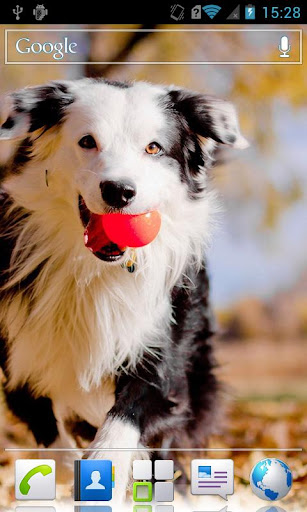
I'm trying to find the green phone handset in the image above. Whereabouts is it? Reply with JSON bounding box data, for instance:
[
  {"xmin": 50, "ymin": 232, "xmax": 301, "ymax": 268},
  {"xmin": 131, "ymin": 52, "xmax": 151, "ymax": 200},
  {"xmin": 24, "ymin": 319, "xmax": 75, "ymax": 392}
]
[{"xmin": 19, "ymin": 464, "xmax": 52, "ymax": 495}]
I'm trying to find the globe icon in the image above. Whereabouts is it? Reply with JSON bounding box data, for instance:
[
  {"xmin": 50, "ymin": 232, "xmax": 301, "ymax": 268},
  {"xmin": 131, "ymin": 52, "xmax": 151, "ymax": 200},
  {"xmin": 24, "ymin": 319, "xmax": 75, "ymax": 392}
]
[{"xmin": 250, "ymin": 458, "xmax": 292, "ymax": 501}]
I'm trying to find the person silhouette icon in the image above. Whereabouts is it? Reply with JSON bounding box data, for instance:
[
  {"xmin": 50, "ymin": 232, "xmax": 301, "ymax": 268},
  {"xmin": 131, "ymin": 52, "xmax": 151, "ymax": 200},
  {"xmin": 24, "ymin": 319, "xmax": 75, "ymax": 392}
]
[{"xmin": 85, "ymin": 470, "xmax": 106, "ymax": 490}]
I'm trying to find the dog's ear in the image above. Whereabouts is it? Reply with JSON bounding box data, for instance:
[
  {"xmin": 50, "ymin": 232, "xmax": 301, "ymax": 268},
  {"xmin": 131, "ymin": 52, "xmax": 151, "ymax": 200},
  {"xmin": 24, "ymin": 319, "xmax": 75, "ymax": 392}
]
[
  {"xmin": 0, "ymin": 95, "xmax": 30, "ymax": 142},
  {"xmin": 0, "ymin": 81, "xmax": 74, "ymax": 166},
  {"xmin": 167, "ymin": 88, "xmax": 249, "ymax": 149},
  {"xmin": 0, "ymin": 94, "xmax": 30, "ymax": 167},
  {"xmin": 0, "ymin": 81, "xmax": 74, "ymax": 139}
]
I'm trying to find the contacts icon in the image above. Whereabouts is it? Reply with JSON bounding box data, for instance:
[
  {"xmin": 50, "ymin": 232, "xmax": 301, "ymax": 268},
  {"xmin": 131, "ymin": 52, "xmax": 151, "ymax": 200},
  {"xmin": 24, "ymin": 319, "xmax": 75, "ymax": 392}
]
[
  {"xmin": 86, "ymin": 470, "xmax": 106, "ymax": 490},
  {"xmin": 74, "ymin": 460, "xmax": 115, "ymax": 501}
]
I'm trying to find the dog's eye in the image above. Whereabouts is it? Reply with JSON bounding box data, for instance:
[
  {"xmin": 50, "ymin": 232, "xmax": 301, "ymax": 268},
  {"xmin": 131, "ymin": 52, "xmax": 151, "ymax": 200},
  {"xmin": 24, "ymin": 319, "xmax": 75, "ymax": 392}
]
[
  {"xmin": 78, "ymin": 135, "xmax": 97, "ymax": 150},
  {"xmin": 145, "ymin": 142, "xmax": 163, "ymax": 156}
]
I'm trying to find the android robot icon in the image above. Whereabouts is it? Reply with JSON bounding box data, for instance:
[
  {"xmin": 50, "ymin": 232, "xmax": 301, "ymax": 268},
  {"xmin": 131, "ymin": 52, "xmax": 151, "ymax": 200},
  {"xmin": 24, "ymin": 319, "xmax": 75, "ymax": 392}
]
[{"xmin": 33, "ymin": 4, "xmax": 48, "ymax": 20}]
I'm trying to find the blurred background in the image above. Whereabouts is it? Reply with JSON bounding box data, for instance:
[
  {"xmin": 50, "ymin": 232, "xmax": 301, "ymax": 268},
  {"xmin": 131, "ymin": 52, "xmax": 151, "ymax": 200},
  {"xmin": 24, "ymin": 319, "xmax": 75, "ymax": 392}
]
[{"xmin": 0, "ymin": 24, "xmax": 306, "ymax": 510}]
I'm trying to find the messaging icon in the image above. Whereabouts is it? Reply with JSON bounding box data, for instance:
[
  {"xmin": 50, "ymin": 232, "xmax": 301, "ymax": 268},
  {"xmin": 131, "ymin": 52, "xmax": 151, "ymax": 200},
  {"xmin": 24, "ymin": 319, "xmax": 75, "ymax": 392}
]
[{"xmin": 191, "ymin": 459, "xmax": 234, "ymax": 500}]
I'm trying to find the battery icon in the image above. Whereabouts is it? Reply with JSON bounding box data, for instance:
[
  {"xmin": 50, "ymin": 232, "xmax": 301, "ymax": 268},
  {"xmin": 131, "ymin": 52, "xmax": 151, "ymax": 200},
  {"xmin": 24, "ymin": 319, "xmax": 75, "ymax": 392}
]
[{"xmin": 245, "ymin": 4, "xmax": 256, "ymax": 19}]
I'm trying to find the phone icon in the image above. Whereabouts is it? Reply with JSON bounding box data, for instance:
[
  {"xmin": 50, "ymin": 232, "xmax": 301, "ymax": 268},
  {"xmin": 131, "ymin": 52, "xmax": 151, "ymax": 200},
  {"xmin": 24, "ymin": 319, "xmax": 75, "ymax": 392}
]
[
  {"xmin": 19, "ymin": 464, "xmax": 52, "ymax": 495},
  {"xmin": 15, "ymin": 460, "xmax": 56, "ymax": 500}
]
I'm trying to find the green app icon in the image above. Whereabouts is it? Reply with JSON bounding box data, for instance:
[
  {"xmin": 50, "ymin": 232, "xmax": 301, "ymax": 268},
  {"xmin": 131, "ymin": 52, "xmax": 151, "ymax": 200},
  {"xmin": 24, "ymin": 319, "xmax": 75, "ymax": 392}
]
[
  {"xmin": 19, "ymin": 464, "xmax": 53, "ymax": 495},
  {"xmin": 15, "ymin": 459, "xmax": 56, "ymax": 500}
]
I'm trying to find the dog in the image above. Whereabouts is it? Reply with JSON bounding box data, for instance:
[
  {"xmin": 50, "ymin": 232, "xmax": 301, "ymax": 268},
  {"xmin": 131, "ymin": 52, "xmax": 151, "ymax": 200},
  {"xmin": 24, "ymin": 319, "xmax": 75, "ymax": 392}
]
[{"xmin": 0, "ymin": 79, "xmax": 248, "ymax": 500}]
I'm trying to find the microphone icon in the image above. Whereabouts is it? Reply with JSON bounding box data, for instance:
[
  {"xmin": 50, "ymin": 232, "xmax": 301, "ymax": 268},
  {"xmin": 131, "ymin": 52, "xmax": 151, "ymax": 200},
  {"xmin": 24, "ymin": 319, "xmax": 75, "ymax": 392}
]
[{"xmin": 279, "ymin": 36, "xmax": 291, "ymax": 58}]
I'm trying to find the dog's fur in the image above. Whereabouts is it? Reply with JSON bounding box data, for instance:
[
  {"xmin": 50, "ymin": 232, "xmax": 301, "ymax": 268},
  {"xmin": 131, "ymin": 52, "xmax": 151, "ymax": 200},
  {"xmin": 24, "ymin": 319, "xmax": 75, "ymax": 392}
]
[{"xmin": 0, "ymin": 79, "xmax": 247, "ymax": 499}]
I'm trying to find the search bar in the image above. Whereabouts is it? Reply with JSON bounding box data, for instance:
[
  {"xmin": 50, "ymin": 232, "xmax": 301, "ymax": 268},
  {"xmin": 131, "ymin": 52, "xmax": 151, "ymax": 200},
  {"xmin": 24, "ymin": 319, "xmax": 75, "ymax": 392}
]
[{"xmin": 5, "ymin": 28, "xmax": 303, "ymax": 65}]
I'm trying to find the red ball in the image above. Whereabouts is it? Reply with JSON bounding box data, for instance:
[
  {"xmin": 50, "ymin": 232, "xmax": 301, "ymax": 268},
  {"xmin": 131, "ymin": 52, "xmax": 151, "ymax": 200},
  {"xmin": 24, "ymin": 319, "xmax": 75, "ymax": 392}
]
[
  {"xmin": 102, "ymin": 211, "xmax": 161, "ymax": 248},
  {"xmin": 84, "ymin": 214, "xmax": 111, "ymax": 252}
]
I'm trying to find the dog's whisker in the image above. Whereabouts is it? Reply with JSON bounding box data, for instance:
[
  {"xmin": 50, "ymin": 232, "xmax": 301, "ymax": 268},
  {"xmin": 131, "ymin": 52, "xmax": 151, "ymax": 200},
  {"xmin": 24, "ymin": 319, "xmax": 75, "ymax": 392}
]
[{"xmin": 81, "ymin": 168, "xmax": 98, "ymax": 176}]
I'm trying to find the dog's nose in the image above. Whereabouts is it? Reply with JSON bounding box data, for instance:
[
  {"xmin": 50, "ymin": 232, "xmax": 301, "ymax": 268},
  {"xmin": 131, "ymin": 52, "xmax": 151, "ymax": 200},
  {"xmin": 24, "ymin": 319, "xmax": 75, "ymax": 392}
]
[{"xmin": 100, "ymin": 179, "xmax": 137, "ymax": 208}]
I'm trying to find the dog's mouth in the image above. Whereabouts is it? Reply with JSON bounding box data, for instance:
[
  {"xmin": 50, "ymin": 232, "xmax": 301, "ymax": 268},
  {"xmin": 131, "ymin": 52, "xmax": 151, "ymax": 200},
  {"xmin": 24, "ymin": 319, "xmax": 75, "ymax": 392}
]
[{"xmin": 78, "ymin": 196, "xmax": 126, "ymax": 262}]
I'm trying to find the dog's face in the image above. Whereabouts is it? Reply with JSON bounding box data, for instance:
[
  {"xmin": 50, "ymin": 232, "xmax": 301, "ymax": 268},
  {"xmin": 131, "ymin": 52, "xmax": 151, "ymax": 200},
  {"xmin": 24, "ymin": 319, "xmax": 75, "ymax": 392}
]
[{"xmin": 0, "ymin": 79, "xmax": 247, "ymax": 263}]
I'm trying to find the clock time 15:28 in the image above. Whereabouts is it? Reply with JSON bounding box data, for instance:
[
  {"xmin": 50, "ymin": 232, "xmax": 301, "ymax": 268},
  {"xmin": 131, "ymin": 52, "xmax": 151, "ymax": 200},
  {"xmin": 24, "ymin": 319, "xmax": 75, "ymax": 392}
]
[{"xmin": 263, "ymin": 6, "xmax": 301, "ymax": 18}]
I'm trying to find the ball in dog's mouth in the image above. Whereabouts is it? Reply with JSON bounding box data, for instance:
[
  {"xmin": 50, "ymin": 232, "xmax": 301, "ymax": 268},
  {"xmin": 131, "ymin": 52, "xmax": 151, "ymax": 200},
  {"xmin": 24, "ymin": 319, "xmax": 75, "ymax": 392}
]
[
  {"xmin": 78, "ymin": 196, "xmax": 162, "ymax": 263},
  {"xmin": 78, "ymin": 196, "xmax": 126, "ymax": 262}
]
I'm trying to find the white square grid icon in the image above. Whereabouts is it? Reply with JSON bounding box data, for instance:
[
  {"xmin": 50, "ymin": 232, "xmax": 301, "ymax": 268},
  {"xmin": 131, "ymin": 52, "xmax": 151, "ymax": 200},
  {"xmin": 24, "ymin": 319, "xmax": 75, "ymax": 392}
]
[
  {"xmin": 155, "ymin": 506, "xmax": 174, "ymax": 512},
  {"xmin": 133, "ymin": 460, "xmax": 153, "ymax": 480},
  {"xmin": 154, "ymin": 460, "xmax": 174, "ymax": 480},
  {"xmin": 154, "ymin": 482, "xmax": 174, "ymax": 502}
]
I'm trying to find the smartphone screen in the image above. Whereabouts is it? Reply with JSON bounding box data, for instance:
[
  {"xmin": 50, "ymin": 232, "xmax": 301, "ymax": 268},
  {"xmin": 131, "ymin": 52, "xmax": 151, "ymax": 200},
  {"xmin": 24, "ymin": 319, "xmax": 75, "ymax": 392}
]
[{"xmin": 0, "ymin": 2, "xmax": 306, "ymax": 512}]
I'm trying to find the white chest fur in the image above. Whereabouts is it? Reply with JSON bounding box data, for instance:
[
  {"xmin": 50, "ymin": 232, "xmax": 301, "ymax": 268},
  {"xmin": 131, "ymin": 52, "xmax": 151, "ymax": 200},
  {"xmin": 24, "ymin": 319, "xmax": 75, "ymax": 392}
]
[
  {"xmin": 2, "ymin": 186, "xmax": 213, "ymax": 426},
  {"xmin": 4, "ymin": 246, "xmax": 171, "ymax": 424}
]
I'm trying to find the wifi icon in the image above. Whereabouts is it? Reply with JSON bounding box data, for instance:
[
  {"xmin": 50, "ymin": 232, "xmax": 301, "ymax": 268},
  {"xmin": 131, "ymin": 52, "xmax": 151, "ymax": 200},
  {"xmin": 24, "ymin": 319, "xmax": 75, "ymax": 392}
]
[{"xmin": 202, "ymin": 4, "xmax": 222, "ymax": 19}]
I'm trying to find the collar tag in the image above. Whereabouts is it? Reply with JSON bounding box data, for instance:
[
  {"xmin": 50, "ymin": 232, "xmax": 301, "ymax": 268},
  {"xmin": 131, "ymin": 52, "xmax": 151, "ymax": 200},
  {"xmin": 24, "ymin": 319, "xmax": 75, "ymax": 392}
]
[{"xmin": 121, "ymin": 249, "xmax": 137, "ymax": 273}]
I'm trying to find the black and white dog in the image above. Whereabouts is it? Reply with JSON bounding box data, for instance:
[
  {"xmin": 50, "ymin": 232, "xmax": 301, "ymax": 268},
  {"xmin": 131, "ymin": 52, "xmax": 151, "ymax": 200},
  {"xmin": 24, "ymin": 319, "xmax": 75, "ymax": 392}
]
[{"xmin": 0, "ymin": 79, "xmax": 247, "ymax": 499}]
